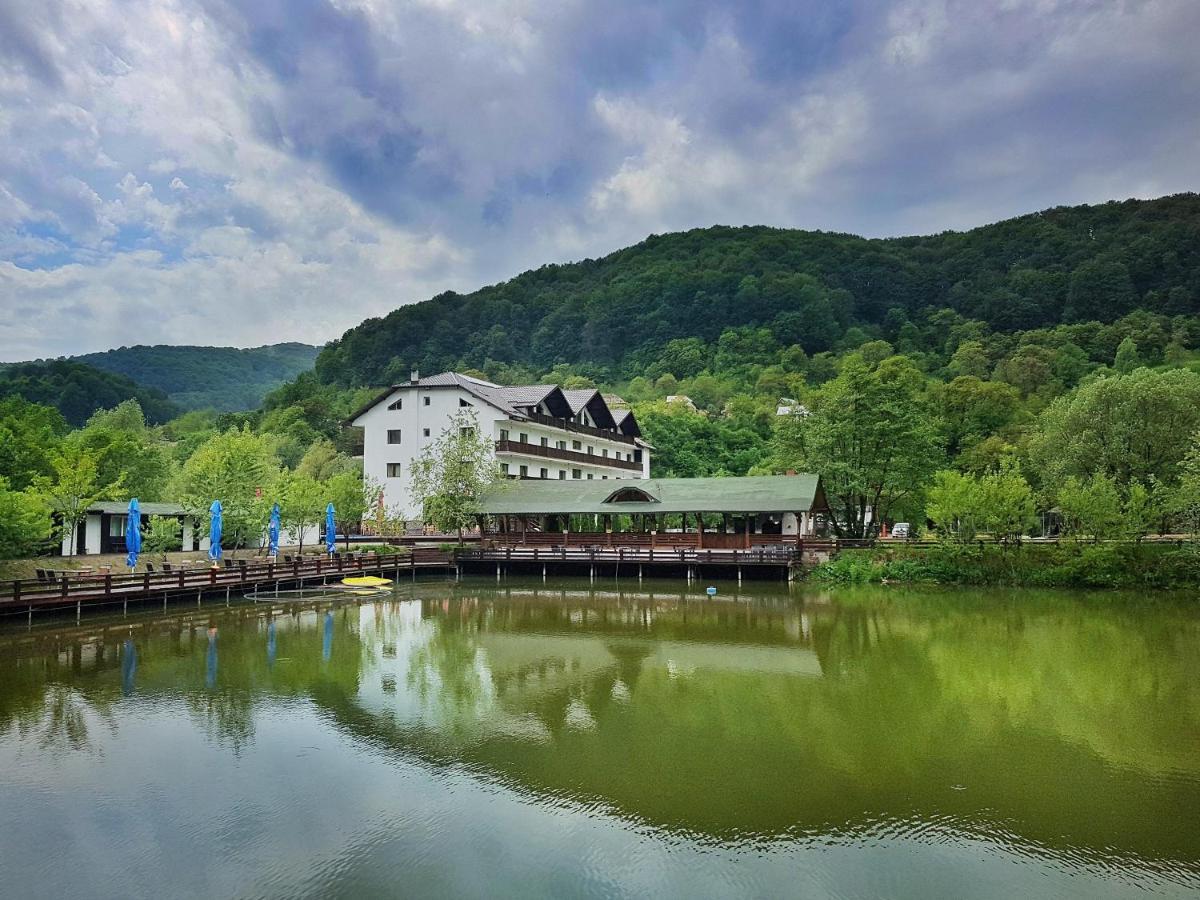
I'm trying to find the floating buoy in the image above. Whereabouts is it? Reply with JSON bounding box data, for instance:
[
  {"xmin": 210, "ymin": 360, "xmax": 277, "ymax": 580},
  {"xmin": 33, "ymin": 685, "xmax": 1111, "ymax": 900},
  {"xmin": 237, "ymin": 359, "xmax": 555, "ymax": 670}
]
[{"xmin": 706, "ymin": 586, "xmax": 717, "ymax": 597}]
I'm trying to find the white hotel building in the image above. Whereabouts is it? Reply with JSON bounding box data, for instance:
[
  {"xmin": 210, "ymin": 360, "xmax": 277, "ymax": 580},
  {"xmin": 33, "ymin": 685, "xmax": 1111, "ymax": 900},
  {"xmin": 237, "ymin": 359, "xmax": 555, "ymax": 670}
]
[{"xmin": 349, "ymin": 371, "xmax": 652, "ymax": 520}]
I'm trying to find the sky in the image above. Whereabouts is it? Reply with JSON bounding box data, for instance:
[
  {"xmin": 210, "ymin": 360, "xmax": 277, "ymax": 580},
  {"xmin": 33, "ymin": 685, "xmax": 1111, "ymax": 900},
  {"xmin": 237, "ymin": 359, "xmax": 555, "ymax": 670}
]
[{"xmin": 1, "ymin": 0, "xmax": 1198, "ymax": 361}]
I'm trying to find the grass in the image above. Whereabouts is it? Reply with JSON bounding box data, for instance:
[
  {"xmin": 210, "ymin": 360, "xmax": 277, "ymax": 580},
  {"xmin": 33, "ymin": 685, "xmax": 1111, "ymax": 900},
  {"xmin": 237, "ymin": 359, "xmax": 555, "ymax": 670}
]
[{"xmin": 811, "ymin": 541, "xmax": 1200, "ymax": 589}]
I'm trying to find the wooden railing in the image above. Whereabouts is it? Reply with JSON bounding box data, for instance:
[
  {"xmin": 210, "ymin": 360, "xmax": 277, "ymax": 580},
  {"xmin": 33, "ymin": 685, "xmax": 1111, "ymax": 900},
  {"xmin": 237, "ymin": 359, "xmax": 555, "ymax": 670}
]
[
  {"xmin": 495, "ymin": 440, "xmax": 641, "ymax": 471},
  {"xmin": 521, "ymin": 412, "xmax": 637, "ymax": 446},
  {"xmin": 459, "ymin": 546, "xmax": 800, "ymax": 565},
  {"xmin": 0, "ymin": 549, "xmax": 455, "ymax": 612},
  {"xmin": 487, "ymin": 531, "xmax": 820, "ymax": 550}
]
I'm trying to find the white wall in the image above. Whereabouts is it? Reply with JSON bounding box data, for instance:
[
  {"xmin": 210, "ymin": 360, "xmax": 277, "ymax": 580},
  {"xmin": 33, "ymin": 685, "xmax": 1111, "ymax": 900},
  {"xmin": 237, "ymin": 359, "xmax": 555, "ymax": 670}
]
[{"xmin": 356, "ymin": 384, "xmax": 650, "ymax": 520}]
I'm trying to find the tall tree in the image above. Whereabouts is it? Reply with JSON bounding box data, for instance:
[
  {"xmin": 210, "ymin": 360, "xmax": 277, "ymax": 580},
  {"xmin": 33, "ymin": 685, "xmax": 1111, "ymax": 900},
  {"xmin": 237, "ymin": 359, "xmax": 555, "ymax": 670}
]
[
  {"xmin": 410, "ymin": 410, "xmax": 503, "ymax": 543},
  {"xmin": 35, "ymin": 446, "xmax": 121, "ymax": 556},
  {"xmin": 0, "ymin": 477, "xmax": 52, "ymax": 560},
  {"xmin": 774, "ymin": 353, "xmax": 943, "ymax": 537},
  {"xmin": 174, "ymin": 427, "xmax": 280, "ymax": 553},
  {"xmin": 279, "ymin": 472, "xmax": 325, "ymax": 554}
]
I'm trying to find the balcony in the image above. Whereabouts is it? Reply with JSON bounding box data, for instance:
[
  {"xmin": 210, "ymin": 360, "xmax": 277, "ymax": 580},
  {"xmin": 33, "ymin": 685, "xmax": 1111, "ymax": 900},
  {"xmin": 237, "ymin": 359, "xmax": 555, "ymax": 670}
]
[
  {"xmin": 520, "ymin": 411, "xmax": 636, "ymax": 445},
  {"xmin": 495, "ymin": 439, "xmax": 642, "ymax": 472}
]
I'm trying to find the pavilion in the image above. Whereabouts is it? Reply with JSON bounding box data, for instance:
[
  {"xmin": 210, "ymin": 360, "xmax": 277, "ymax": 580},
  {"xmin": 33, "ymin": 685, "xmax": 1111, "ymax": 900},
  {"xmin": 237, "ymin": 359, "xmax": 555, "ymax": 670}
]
[{"xmin": 477, "ymin": 474, "xmax": 829, "ymax": 549}]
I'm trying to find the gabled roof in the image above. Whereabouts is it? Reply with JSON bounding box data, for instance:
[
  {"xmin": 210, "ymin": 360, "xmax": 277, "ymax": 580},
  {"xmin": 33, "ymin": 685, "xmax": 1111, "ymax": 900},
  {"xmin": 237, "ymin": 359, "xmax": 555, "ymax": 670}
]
[
  {"xmin": 348, "ymin": 371, "xmax": 628, "ymax": 429},
  {"xmin": 479, "ymin": 475, "xmax": 827, "ymax": 515}
]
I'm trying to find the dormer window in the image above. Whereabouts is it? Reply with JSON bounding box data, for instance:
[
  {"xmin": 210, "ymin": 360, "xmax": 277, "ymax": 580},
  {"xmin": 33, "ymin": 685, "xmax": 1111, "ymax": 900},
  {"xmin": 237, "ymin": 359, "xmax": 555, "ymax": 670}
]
[
  {"xmin": 459, "ymin": 398, "xmax": 473, "ymax": 407},
  {"xmin": 387, "ymin": 398, "xmax": 402, "ymax": 410}
]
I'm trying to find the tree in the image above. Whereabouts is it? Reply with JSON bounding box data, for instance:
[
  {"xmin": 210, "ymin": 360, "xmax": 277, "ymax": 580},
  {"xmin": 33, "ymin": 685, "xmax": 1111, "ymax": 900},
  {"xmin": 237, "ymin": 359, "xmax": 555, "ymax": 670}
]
[
  {"xmin": 0, "ymin": 397, "xmax": 67, "ymax": 491},
  {"xmin": 143, "ymin": 516, "xmax": 182, "ymax": 560},
  {"xmin": 72, "ymin": 400, "xmax": 171, "ymax": 500},
  {"xmin": 1057, "ymin": 475, "xmax": 1123, "ymax": 542},
  {"xmin": 174, "ymin": 427, "xmax": 280, "ymax": 553},
  {"xmin": 0, "ymin": 477, "xmax": 52, "ymax": 560},
  {"xmin": 926, "ymin": 470, "xmax": 981, "ymax": 542},
  {"xmin": 410, "ymin": 410, "xmax": 503, "ymax": 543},
  {"xmin": 774, "ymin": 353, "xmax": 943, "ymax": 538},
  {"xmin": 980, "ymin": 462, "xmax": 1037, "ymax": 544},
  {"xmin": 325, "ymin": 471, "xmax": 379, "ymax": 551},
  {"xmin": 1113, "ymin": 337, "xmax": 1141, "ymax": 374},
  {"xmin": 34, "ymin": 446, "xmax": 121, "ymax": 556},
  {"xmin": 1170, "ymin": 434, "xmax": 1200, "ymax": 542},
  {"xmin": 1123, "ymin": 480, "xmax": 1160, "ymax": 543},
  {"xmin": 279, "ymin": 473, "xmax": 325, "ymax": 554},
  {"xmin": 1027, "ymin": 369, "xmax": 1200, "ymax": 492}
]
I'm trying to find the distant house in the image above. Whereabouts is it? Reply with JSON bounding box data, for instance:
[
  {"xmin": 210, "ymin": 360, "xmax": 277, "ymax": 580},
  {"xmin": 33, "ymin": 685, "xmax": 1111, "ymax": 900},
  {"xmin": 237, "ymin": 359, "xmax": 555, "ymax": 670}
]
[
  {"xmin": 59, "ymin": 501, "xmax": 320, "ymax": 557},
  {"xmin": 348, "ymin": 371, "xmax": 652, "ymax": 520},
  {"xmin": 61, "ymin": 502, "xmax": 194, "ymax": 556},
  {"xmin": 776, "ymin": 398, "xmax": 809, "ymax": 417},
  {"xmin": 665, "ymin": 395, "xmax": 698, "ymax": 412}
]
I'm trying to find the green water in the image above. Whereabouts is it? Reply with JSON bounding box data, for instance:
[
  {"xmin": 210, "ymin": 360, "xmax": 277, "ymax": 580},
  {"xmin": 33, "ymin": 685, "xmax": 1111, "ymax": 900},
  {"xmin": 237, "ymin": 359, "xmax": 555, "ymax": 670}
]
[{"xmin": 0, "ymin": 579, "xmax": 1197, "ymax": 898}]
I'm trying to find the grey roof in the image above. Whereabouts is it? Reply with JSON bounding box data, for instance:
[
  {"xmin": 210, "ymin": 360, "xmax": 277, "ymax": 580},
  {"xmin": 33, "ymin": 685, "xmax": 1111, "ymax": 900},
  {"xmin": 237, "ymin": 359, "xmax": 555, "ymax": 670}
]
[
  {"xmin": 479, "ymin": 474, "xmax": 826, "ymax": 515},
  {"xmin": 89, "ymin": 501, "xmax": 187, "ymax": 516},
  {"xmin": 348, "ymin": 371, "xmax": 631, "ymax": 430},
  {"xmin": 561, "ymin": 388, "xmax": 600, "ymax": 413}
]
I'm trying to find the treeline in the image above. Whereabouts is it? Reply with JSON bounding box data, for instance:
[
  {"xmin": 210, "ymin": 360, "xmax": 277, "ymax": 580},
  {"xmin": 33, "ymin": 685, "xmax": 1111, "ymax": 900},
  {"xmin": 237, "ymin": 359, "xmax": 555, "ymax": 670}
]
[
  {"xmin": 0, "ymin": 397, "xmax": 376, "ymax": 563},
  {"xmin": 0, "ymin": 359, "xmax": 180, "ymax": 426},
  {"xmin": 312, "ymin": 194, "xmax": 1200, "ymax": 387},
  {"xmin": 76, "ymin": 342, "xmax": 320, "ymax": 412}
]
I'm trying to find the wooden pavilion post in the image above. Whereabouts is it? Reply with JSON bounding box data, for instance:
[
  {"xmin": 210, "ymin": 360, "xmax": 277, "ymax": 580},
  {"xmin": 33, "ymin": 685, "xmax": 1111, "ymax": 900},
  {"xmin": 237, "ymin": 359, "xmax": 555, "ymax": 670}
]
[
  {"xmin": 696, "ymin": 512, "xmax": 704, "ymax": 549},
  {"xmin": 521, "ymin": 515, "xmax": 527, "ymax": 545},
  {"xmin": 743, "ymin": 514, "xmax": 751, "ymax": 550}
]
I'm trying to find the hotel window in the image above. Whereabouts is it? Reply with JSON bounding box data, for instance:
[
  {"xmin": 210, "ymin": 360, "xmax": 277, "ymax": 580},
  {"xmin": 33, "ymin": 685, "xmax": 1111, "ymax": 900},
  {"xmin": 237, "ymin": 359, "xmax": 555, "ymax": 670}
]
[
  {"xmin": 586, "ymin": 473, "xmax": 594, "ymax": 479},
  {"xmin": 539, "ymin": 468, "xmax": 548, "ymax": 479},
  {"xmin": 572, "ymin": 440, "xmax": 581, "ymax": 450},
  {"xmin": 459, "ymin": 398, "xmax": 472, "ymax": 407},
  {"xmin": 387, "ymin": 398, "xmax": 402, "ymax": 410},
  {"xmin": 423, "ymin": 428, "xmax": 430, "ymax": 437},
  {"xmin": 519, "ymin": 432, "xmax": 528, "ymax": 443},
  {"xmin": 387, "ymin": 429, "xmax": 402, "ymax": 444},
  {"xmin": 556, "ymin": 440, "xmax": 566, "ymax": 450},
  {"xmin": 501, "ymin": 463, "xmax": 510, "ymax": 475},
  {"xmin": 572, "ymin": 469, "xmax": 582, "ymax": 479},
  {"xmin": 540, "ymin": 436, "xmax": 548, "ymax": 447},
  {"xmin": 519, "ymin": 465, "xmax": 528, "ymax": 477},
  {"xmin": 109, "ymin": 515, "xmax": 127, "ymax": 538},
  {"xmin": 460, "ymin": 427, "xmax": 475, "ymax": 437},
  {"xmin": 386, "ymin": 463, "xmax": 402, "ymax": 478},
  {"xmin": 423, "ymin": 396, "xmax": 430, "ymax": 406},
  {"xmin": 601, "ymin": 448, "xmax": 608, "ymax": 457},
  {"xmin": 626, "ymin": 453, "xmax": 632, "ymax": 461},
  {"xmin": 559, "ymin": 470, "xmax": 567, "ymax": 479},
  {"xmin": 500, "ymin": 428, "xmax": 509, "ymax": 441},
  {"xmin": 587, "ymin": 446, "xmax": 594, "ymax": 455},
  {"xmin": 602, "ymin": 475, "xmax": 608, "ymax": 480}
]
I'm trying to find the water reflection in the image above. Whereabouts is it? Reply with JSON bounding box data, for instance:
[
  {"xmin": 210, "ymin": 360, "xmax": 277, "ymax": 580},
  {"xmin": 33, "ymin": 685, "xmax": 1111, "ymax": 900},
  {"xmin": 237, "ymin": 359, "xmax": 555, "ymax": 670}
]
[{"xmin": 0, "ymin": 581, "xmax": 1197, "ymax": 897}]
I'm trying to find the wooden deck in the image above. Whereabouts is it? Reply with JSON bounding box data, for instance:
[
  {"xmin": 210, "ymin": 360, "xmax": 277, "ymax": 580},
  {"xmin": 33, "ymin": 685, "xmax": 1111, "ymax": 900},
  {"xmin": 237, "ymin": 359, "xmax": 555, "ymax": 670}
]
[{"xmin": 0, "ymin": 550, "xmax": 456, "ymax": 621}]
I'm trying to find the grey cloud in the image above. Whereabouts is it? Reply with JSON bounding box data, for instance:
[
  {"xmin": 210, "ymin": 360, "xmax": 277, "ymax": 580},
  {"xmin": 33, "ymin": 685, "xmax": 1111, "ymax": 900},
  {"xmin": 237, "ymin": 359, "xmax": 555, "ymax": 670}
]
[{"xmin": 0, "ymin": 0, "xmax": 1198, "ymax": 360}]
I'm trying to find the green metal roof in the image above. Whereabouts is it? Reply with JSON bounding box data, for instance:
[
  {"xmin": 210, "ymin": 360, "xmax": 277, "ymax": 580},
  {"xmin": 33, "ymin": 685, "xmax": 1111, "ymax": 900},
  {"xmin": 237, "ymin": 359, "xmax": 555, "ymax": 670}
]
[{"xmin": 479, "ymin": 474, "xmax": 825, "ymax": 515}]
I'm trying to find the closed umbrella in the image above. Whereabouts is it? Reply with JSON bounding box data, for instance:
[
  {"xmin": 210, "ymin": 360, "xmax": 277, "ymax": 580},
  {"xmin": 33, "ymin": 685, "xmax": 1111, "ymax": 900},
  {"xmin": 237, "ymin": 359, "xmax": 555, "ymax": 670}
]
[
  {"xmin": 125, "ymin": 498, "xmax": 142, "ymax": 570},
  {"xmin": 268, "ymin": 502, "xmax": 281, "ymax": 559},
  {"xmin": 209, "ymin": 500, "xmax": 223, "ymax": 567},
  {"xmin": 325, "ymin": 502, "xmax": 336, "ymax": 557}
]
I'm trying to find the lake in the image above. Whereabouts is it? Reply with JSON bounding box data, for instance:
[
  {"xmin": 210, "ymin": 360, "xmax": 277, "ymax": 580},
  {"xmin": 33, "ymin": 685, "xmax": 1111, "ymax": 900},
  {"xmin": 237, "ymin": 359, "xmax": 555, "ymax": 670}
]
[{"xmin": 0, "ymin": 579, "xmax": 1197, "ymax": 899}]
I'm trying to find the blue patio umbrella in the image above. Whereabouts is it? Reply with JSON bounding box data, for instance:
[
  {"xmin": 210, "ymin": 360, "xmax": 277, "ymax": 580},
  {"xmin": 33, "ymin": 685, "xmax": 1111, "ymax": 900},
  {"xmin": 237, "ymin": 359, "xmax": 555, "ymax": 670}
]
[
  {"xmin": 266, "ymin": 620, "xmax": 276, "ymax": 669},
  {"xmin": 121, "ymin": 639, "xmax": 138, "ymax": 697},
  {"xmin": 323, "ymin": 611, "xmax": 334, "ymax": 662},
  {"xmin": 268, "ymin": 502, "xmax": 281, "ymax": 558},
  {"xmin": 125, "ymin": 498, "xmax": 142, "ymax": 570},
  {"xmin": 325, "ymin": 502, "xmax": 336, "ymax": 556},
  {"xmin": 208, "ymin": 500, "xmax": 223, "ymax": 566}
]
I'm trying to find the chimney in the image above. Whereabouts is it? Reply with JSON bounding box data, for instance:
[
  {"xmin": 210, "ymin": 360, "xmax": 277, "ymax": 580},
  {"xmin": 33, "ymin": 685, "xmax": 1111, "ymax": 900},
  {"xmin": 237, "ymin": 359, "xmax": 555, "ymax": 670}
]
[{"xmin": 410, "ymin": 368, "xmax": 420, "ymax": 383}]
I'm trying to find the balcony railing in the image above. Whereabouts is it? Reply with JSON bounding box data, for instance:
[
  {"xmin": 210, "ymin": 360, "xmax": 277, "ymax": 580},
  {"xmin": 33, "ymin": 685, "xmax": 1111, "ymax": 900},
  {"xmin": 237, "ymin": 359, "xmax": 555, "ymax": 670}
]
[
  {"xmin": 495, "ymin": 439, "xmax": 642, "ymax": 471},
  {"xmin": 520, "ymin": 411, "xmax": 636, "ymax": 446}
]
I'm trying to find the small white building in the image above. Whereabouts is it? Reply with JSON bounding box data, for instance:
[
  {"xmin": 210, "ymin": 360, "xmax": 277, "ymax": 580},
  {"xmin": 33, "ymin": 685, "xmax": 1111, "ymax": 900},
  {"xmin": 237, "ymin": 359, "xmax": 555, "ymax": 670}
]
[{"xmin": 349, "ymin": 371, "xmax": 652, "ymax": 521}]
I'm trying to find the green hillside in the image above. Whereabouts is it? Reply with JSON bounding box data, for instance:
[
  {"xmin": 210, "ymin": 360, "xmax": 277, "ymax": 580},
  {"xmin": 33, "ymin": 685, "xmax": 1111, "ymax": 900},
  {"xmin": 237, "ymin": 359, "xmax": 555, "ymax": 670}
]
[
  {"xmin": 313, "ymin": 194, "xmax": 1200, "ymax": 387},
  {"xmin": 0, "ymin": 360, "xmax": 180, "ymax": 427},
  {"xmin": 77, "ymin": 342, "xmax": 320, "ymax": 412}
]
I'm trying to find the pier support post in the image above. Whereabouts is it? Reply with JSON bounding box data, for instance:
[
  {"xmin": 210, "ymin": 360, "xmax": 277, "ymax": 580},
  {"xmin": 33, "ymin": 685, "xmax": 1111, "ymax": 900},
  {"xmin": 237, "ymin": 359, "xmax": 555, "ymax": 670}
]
[
  {"xmin": 590, "ymin": 565, "xmax": 594, "ymax": 583},
  {"xmin": 76, "ymin": 599, "xmax": 80, "ymax": 623},
  {"xmin": 638, "ymin": 564, "xmax": 642, "ymax": 583},
  {"xmin": 496, "ymin": 563, "xmax": 501, "ymax": 582},
  {"xmin": 28, "ymin": 605, "xmax": 32, "ymax": 626},
  {"xmin": 738, "ymin": 566, "xmax": 742, "ymax": 585},
  {"xmin": 542, "ymin": 564, "xmax": 547, "ymax": 583}
]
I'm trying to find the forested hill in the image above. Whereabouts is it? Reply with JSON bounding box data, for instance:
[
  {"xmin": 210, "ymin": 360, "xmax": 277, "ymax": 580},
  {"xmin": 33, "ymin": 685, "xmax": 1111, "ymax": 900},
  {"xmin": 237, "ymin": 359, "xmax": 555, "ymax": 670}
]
[
  {"xmin": 313, "ymin": 193, "xmax": 1200, "ymax": 387},
  {"xmin": 0, "ymin": 360, "xmax": 180, "ymax": 427},
  {"xmin": 76, "ymin": 342, "xmax": 320, "ymax": 412}
]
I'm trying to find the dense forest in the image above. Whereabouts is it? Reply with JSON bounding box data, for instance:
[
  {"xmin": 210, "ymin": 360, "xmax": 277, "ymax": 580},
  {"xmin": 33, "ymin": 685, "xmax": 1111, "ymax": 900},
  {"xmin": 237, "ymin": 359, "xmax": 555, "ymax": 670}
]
[
  {"xmin": 0, "ymin": 360, "xmax": 180, "ymax": 426},
  {"xmin": 76, "ymin": 342, "xmax": 319, "ymax": 412},
  {"xmin": 313, "ymin": 194, "xmax": 1200, "ymax": 386},
  {"xmin": 4, "ymin": 193, "xmax": 1200, "ymax": 576}
]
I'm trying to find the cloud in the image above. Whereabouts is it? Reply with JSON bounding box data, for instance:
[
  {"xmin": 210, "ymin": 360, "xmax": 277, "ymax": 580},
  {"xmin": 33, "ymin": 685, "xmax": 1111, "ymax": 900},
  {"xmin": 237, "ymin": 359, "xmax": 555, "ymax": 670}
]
[{"xmin": 0, "ymin": 0, "xmax": 1198, "ymax": 359}]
